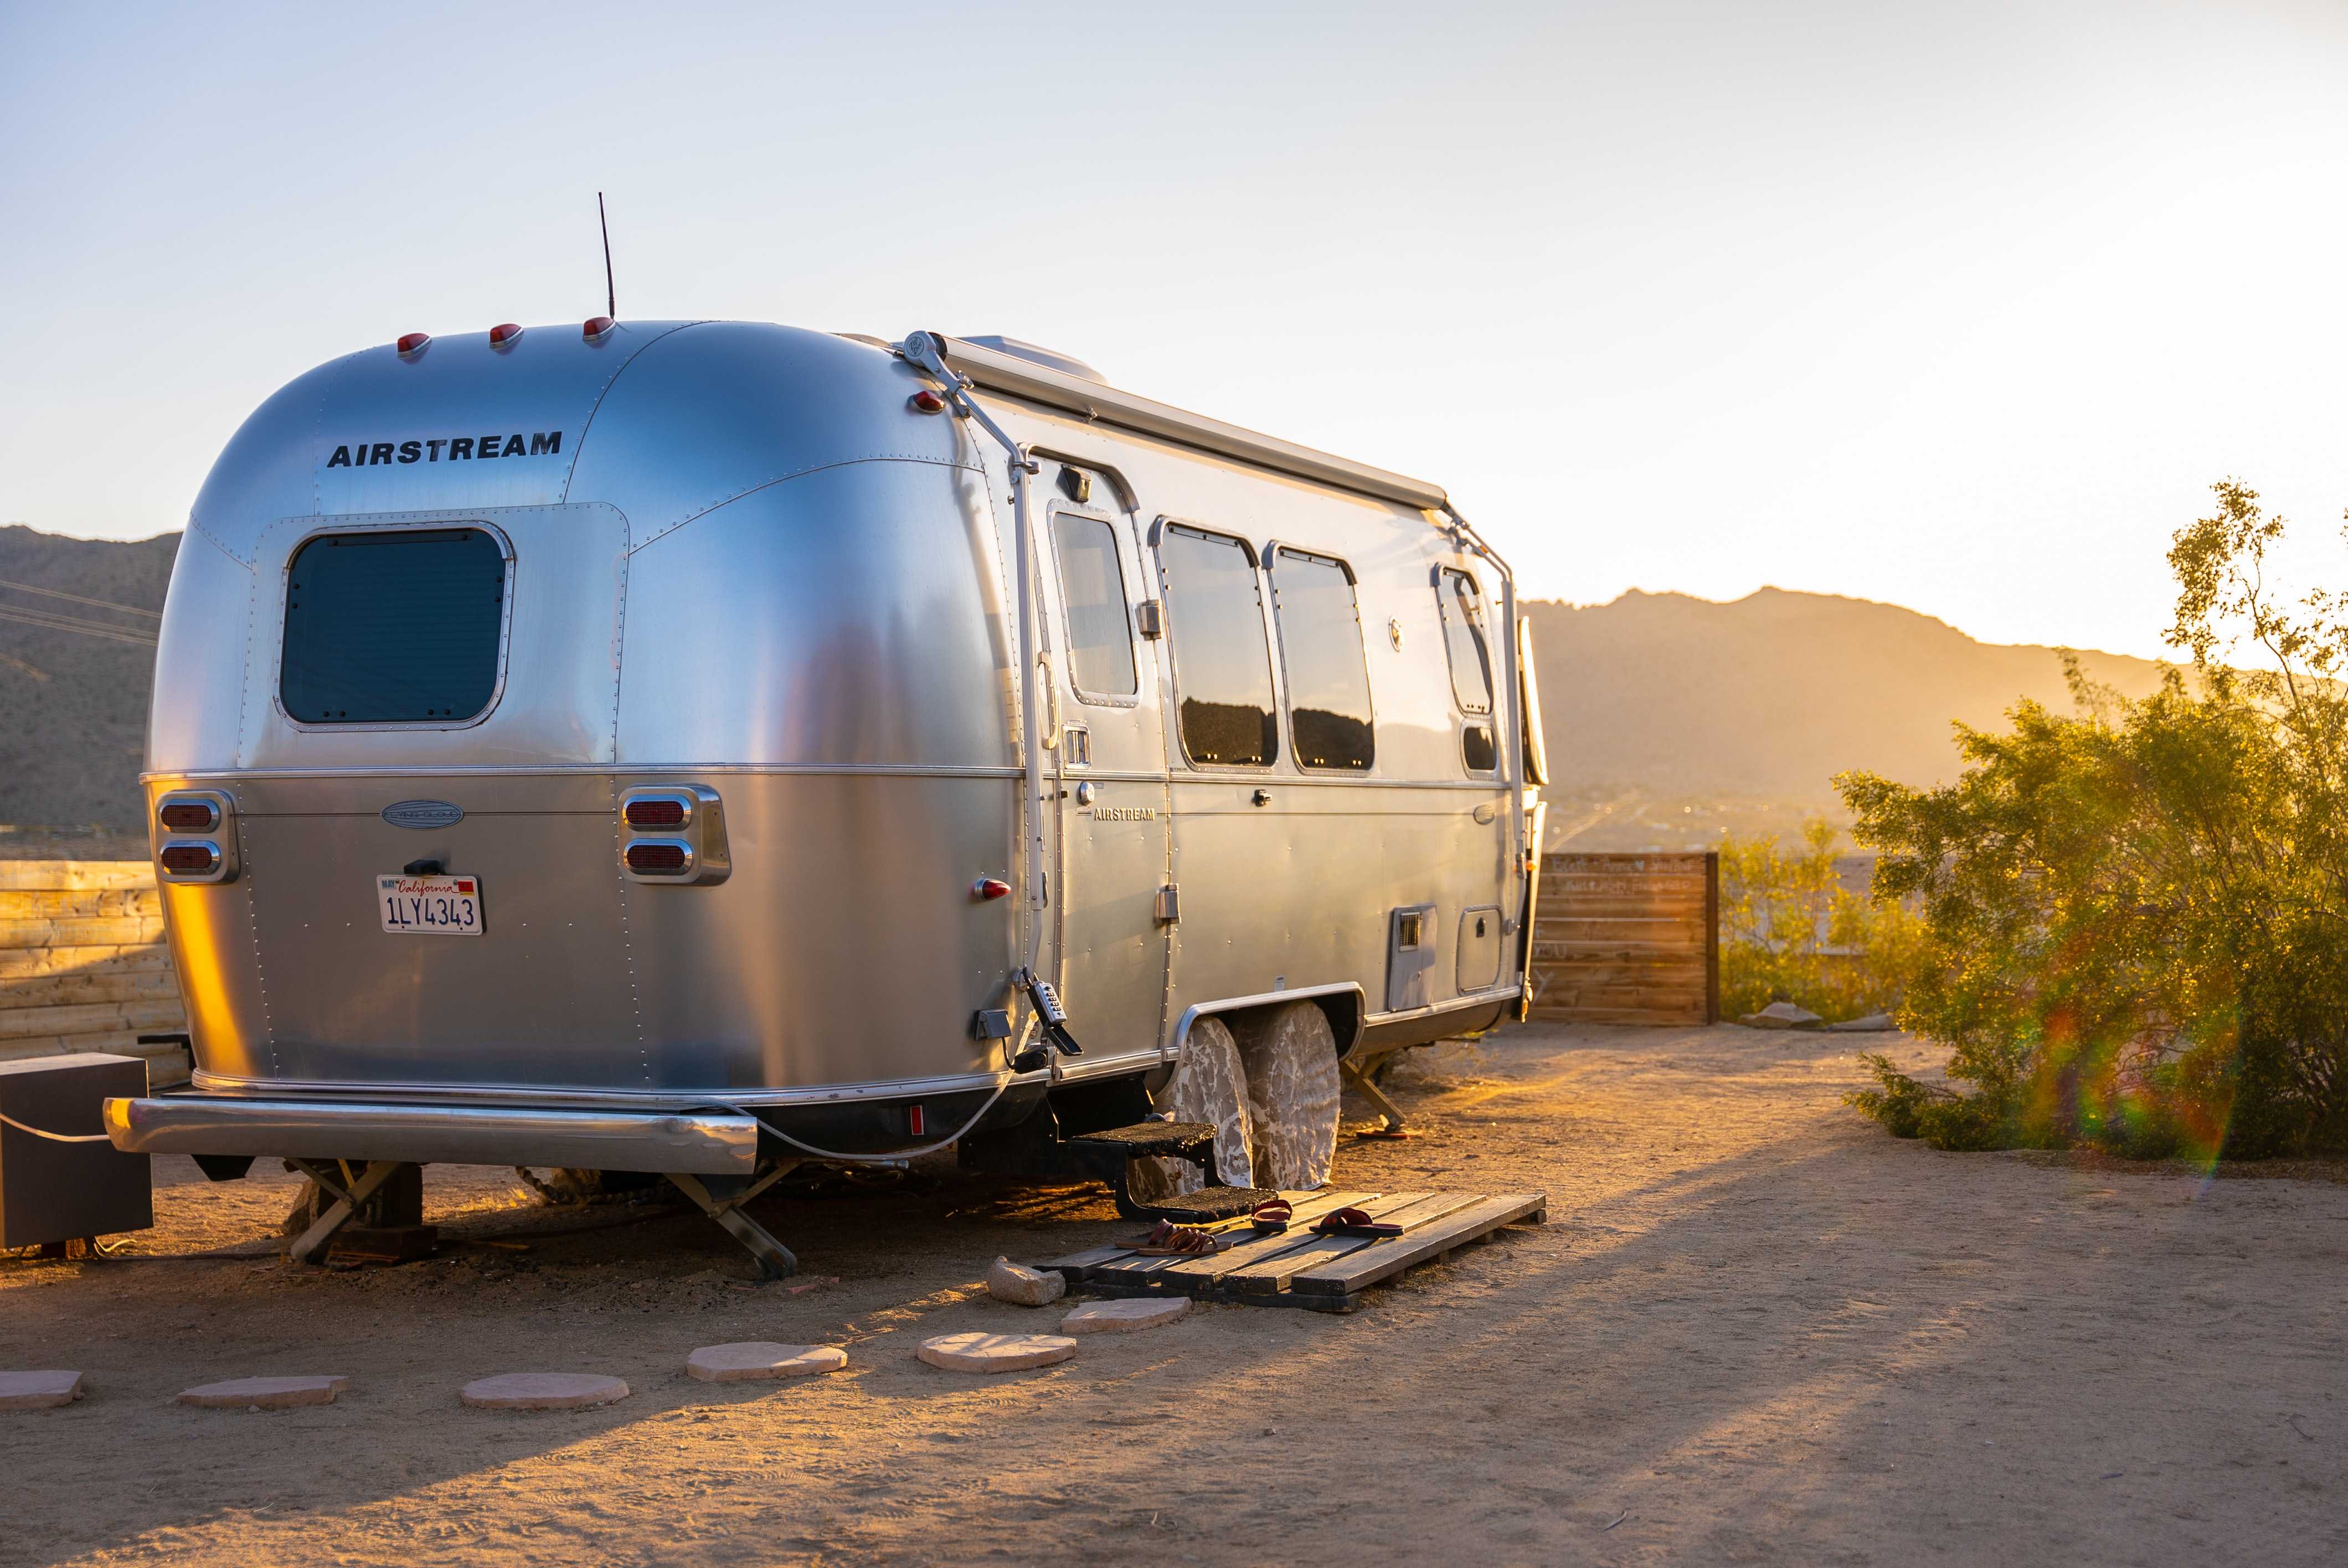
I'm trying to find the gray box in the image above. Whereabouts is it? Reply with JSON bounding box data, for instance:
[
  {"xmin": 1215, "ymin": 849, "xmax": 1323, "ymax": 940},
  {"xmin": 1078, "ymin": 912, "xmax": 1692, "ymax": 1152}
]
[{"xmin": 0, "ymin": 1054, "xmax": 153, "ymax": 1248}]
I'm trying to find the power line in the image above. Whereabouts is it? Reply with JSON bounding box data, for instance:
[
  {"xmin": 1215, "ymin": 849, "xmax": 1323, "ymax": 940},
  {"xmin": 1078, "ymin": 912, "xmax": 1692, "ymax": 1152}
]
[
  {"xmin": 0, "ymin": 606, "xmax": 160, "ymax": 647},
  {"xmin": 0, "ymin": 576, "xmax": 163, "ymax": 619}
]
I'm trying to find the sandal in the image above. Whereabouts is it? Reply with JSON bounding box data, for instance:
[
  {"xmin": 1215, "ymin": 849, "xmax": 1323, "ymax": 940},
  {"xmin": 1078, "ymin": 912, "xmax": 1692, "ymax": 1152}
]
[
  {"xmin": 1311, "ymin": 1206, "xmax": 1403, "ymax": 1238},
  {"xmin": 1250, "ymin": 1199, "xmax": 1294, "ymax": 1234},
  {"xmin": 1127, "ymin": 1220, "xmax": 1229, "ymax": 1256}
]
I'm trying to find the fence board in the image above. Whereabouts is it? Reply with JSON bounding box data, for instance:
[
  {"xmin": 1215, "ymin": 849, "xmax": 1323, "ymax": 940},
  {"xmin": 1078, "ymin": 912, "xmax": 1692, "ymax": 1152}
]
[
  {"xmin": 0, "ymin": 861, "xmax": 157, "ymax": 892},
  {"xmin": 1529, "ymin": 850, "xmax": 1717, "ymax": 1027},
  {"xmin": 0, "ymin": 863, "xmax": 187, "ymax": 1084}
]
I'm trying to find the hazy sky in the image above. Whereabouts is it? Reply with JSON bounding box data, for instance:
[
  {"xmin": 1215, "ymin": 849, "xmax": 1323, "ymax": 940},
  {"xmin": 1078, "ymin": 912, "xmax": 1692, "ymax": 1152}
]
[{"xmin": 4, "ymin": 1, "xmax": 2345, "ymax": 661}]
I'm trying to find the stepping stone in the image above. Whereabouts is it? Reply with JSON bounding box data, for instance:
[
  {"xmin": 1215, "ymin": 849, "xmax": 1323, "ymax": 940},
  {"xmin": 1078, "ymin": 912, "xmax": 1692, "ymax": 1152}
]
[
  {"xmin": 0, "ymin": 1371, "xmax": 85, "ymax": 1410},
  {"xmin": 178, "ymin": 1375, "xmax": 347, "ymax": 1409},
  {"xmin": 1061, "ymin": 1297, "xmax": 1192, "ymax": 1335},
  {"xmin": 916, "ymin": 1332, "xmax": 1077, "ymax": 1374},
  {"xmin": 460, "ymin": 1373, "xmax": 630, "ymax": 1410},
  {"xmin": 686, "ymin": 1342, "xmax": 848, "ymax": 1383},
  {"xmin": 986, "ymin": 1256, "xmax": 1066, "ymax": 1307}
]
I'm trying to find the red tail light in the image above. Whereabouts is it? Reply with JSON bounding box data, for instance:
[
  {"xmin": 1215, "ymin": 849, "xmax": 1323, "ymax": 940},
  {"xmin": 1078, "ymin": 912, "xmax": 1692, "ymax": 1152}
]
[
  {"xmin": 158, "ymin": 801, "xmax": 218, "ymax": 832},
  {"xmin": 972, "ymin": 878, "xmax": 1012, "ymax": 901},
  {"xmin": 624, "ymin": 797, "xmax": 688, "ymax": 829},
  {"xmin": 625, "ymin": 842, "xmax": 689, "ymax": 874},
  {"xmin": 159, "ymin": 843, "xmax": 220, "ymax": 875}
]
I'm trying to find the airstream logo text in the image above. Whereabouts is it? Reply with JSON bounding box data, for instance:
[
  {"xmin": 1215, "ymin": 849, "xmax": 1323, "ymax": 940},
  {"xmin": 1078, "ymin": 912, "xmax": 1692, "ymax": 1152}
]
[
  {"xmin": 1090, "ymin": 806, "xmax": 1157, "ymax": 821},
  {"xmin": 382, "ymin": 800, "xmax": 464, "ymax": 829},
  {"xmin": 326, "ymin": 431, "xmax": 563, "ymax": 468}
]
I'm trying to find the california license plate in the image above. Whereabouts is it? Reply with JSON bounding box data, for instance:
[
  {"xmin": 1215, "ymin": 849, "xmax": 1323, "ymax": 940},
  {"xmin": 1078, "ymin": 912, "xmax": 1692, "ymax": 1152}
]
[{"xmin": 377, "ymin": 873, "xmax": 484, "ymax": 936}]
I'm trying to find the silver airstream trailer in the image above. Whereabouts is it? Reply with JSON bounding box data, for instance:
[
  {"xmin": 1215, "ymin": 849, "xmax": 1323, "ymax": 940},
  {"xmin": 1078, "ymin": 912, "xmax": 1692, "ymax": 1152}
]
[{"xmin": 104, "ymin": 321, "xmax": 1548, "ymax": 1272}]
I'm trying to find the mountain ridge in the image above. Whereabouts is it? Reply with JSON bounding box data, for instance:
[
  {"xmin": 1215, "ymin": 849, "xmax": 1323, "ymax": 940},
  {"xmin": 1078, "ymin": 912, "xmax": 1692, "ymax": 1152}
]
[{"xmin": 1, "ymin": 527, "xmax": 2178, "ymax": 839}]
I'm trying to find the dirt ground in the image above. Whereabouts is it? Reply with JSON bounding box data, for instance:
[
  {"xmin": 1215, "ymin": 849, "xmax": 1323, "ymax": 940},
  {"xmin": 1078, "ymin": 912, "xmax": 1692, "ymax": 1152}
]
[{"xmin": 3, "ymin": 1022, "xmax": 2343, "ymax": 1567}]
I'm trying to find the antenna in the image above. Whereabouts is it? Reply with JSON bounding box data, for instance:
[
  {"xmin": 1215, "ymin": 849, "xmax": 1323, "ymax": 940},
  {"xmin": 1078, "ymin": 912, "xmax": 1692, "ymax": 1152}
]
[{"xmin": 598, "ymin": 192, "xmax": 616, "ymax": 321}]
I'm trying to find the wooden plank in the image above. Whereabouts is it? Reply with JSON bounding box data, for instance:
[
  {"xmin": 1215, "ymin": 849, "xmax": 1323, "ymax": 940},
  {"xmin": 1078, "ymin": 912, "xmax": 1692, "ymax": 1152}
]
[
  {"xmin": 0, "ymin": 916, "xmax": 167, "ymax": 950},
  {"xmin": 1286, "ymin": 1193, "xmax": 1547, "ymax": 1298},
  {"xmin": 0, "ymin": 1029, "xmax": 186, "ymax": 1064},
  {"xmin": 1529, "ymin": 1006, "xmax": 1707, "ymax": 1027},
  {"xmin": 1220, "ymin": 1192, "xmax": 1484, "ymax": 1296},
  {"xmin": 0, "ymin": 999, "xmax": 186, "ymax": 1041},
  {"xmin": 1036, "ymin": 1189, "xmax": 1368, "ymax": 1281},
  {"xmin": 0, "ymin": 968, "xmax": 182, "ymax": 1011},
  {"xmin": 0, "ymin": 888, "xmax": 162, "ymax": 921},
  {"xmin": 1141, "ymin": 1190, "xmax": 1413, "ymax": 1288},
  {"xmin": 1081, "ymin": 1190, "xmax": 1376, "ymax": 1289},
  {"xmin": 0, "ymin": 862, "xmax": 156, "ymax": 893},
  {"xmin": 0, "ymin": 944, "xmax": 171, "ymax": 982},
  {"xmin": 1543, "ymin": 853, "xmax": 1711, "ymax": 875}
]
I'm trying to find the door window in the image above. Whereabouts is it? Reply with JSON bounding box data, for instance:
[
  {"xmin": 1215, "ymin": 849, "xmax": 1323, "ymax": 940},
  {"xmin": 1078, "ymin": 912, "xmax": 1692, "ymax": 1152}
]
[
  {"xmin": 1050, "ymin": 512, "xmax": 1137, "ymax": 699},
  {"xmin": 1158, "ymin": 525, "xmax": 1278, "ymax": 767},
  {"xmin": 1270, "ymin": 549, "xmax": 1374, "ymax": 771},
  {"xmin": 1436, "ymin": 568, "xmax": 1495, "ymax": 715}
]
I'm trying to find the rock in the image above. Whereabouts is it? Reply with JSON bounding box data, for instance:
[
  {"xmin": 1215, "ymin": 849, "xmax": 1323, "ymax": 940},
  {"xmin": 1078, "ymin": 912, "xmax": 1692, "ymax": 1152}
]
[
  {"xmin": 1061, "ymin": 1297, "xmax": 1191, "ymax": 1335},
  {"xmin": 0, "ymin": 1371, "xmax": 84, "ymax": 1410},
  {"xmin": 178, "ymin": 1375, "xmax": 347, "ymax": 1409},
  {"xmin": 1827, "ymin": 1013, "xmax": 1897, "ymax": 1033},
  {"xmin": 460, "ymin": 1373, "xmax": 630, "ymax": 1410},
  {"xmin": 1740, "ymin": 1001, "xmax": 1824, "ymax": 1030},
  {"xmin": 686, "ymin": 1342, "xmax": 848, "ymax": 1383},
  {"xmin": 916, "ymin": 1332, "xmax": 1077, "ymax": 1373},
  {"xmin": 986, "ymin": 1257, "xmax": 1067, "ymax": 1307}
]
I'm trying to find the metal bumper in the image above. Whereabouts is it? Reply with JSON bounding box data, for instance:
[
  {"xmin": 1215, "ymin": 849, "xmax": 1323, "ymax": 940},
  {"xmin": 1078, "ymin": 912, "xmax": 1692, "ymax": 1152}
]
[{"xmin": 101, "ymin": 1096, "xmax": 759, "ymax": 1176}]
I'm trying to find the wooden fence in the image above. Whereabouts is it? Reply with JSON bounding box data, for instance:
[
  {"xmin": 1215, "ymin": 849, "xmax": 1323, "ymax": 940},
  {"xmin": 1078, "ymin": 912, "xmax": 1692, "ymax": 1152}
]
[
  {"xmin": 1526, "ymin": 851, "xmax": 1719, "ymax": 1027},
  {"xmin": 0, "ymin": 861, "xmax": 190, "ymax": 1085}
]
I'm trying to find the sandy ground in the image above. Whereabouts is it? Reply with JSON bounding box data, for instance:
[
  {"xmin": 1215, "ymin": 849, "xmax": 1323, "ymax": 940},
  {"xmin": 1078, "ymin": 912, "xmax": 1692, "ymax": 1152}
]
[{"xmin": 2, "ymin": 1022, "xmax": 2343, "ymax": 1567}]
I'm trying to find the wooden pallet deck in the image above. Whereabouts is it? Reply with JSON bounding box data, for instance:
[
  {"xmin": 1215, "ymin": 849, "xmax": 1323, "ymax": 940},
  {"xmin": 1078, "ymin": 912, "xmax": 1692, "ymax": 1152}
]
[{"xmin": 1035, "ymin": 1187, "xmax": 1545, "ymax": 1313}]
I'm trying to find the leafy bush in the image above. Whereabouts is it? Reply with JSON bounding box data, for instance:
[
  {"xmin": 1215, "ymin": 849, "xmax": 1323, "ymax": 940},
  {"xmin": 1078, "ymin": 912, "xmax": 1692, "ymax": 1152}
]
[
  {"xmin": 1837, "ymin": 482, "xmax": 2348, "ymax": 1159},
  {"xmin": 1718, "ymin": 818, "xmax": 1928, "ymax": 1021}
]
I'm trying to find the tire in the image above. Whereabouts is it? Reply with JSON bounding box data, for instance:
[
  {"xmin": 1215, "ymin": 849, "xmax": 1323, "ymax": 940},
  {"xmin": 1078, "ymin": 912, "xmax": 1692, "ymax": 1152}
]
[
  {"xmin": 1129, "ymin": 1014, "xmax": 1257, "ymax": 1200},
  {"xmin": 1234, "ymin": 1000, "xmax": 1342, "ymax": 1190}
]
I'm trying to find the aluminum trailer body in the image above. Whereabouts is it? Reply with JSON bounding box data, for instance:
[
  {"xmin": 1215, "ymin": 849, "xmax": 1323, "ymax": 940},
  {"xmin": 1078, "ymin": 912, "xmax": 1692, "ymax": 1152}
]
[{"xmin": 109, "ymin": 320, "xmax": 1545, "ymax": 1265}]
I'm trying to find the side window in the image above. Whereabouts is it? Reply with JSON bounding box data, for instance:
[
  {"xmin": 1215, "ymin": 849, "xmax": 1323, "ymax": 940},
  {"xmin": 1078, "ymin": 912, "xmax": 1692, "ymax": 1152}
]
[
  {"xmin": 1051, "ymin": 512, "xmax": 1137, "ymax": 699},
  {"xmin": 1437, "ymin": 567, "xmax": 1498, "ymax": 773},
  {"xmin": 1158, "ymin": 525, "xmax": 1278, "ymax": 767},
  {"xmin": 282, "ymin": 527, "xmax": 508, "ymax": 724},
  {"xmin": 1270, "ymin": 548, "xmax": 1373, "ymax": 771}
]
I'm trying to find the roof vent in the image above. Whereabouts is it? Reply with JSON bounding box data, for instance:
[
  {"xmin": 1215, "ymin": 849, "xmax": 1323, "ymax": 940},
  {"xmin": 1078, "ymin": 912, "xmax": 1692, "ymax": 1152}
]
[{"xmin": 961, "ymin": 336, "xmax": 1106, "ymax": 384}]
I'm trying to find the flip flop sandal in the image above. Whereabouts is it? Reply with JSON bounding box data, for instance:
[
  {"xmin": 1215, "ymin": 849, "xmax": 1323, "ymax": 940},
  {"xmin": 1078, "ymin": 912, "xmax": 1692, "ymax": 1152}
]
[
  {"xmin": 1250, "ymin": 1199, "xmax": 1294, "ymax": 1234},
  {"xmin": 1130, "ymin": 1222, "xmax": 1228, "ymax": 1256},
  {"xmin": 1311, "ymin": 1206, "xmax": 1404, "ymax": 1238}
]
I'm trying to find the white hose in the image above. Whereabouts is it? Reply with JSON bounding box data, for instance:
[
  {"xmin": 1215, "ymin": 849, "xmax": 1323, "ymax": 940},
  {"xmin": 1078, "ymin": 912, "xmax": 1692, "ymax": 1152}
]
[{"xmin": 0, "ymin": 1112, "xmax": 114, "ymax": 1144}]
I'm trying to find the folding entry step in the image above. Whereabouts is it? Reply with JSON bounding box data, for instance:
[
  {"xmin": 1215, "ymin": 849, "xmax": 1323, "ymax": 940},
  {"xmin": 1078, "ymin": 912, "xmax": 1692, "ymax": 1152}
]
[{"xmin": 1061, "ymin": 1121, "xmax": 1277, "ymax": 1221}]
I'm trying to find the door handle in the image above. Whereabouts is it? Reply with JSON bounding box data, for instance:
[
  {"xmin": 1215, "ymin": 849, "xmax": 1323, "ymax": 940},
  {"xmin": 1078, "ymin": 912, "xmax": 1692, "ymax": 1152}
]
[{"xmin": 1252, "ymin": 788, "xmax": 1274, "ymax": 807}]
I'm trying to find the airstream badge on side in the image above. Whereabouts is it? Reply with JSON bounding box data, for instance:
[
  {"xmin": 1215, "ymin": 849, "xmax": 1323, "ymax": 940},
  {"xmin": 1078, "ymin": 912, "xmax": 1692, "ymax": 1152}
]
[{"xmin": 109, "ymin": 319, "xmax": 1548, "ymax": 1275}]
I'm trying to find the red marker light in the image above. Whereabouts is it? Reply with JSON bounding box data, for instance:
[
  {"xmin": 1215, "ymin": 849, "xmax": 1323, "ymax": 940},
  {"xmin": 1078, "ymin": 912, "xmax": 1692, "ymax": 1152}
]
[
  {"xmin": 583, "ymin": 316, "xmax": 615, "ymax": 342},
  {"xmin": 626, "ymin": 842, "xmax": 689, "ymax": 874},
  {"xmin": 908, "ymin": 1105, "xmax": 926, "ymax": 1137},
  {"xmin": 159, "ymin": 842, "xmax": 219, "ymax": 874},
  {"xmin": 396, "ymin": 332, "xmax": 431, "ymax": 358},
  {"xmin": 625, "ymin": 797, "xmax": 688, "ymax": 829},
  {"xmin": 972, "ymin": 877, "xmax": 1012, "ymax": 901},
  {"xmin": 908, "ymin": 389, "xmax": 947, "ymax": 415},
  {"xmin": 488, "ymin": 322, "xmax": 523, "ymax": 349}
]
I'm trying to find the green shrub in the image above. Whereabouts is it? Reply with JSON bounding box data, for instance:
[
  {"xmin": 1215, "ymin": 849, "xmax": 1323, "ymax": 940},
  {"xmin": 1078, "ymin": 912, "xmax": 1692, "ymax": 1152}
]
[
  {"xmin": 1838, "ymin": 481, "xmax": 2348, "ymax": 1160},
  {"xmin": 1718, "ymin": 818, "xmax": 1927, "ymax": 1022}
]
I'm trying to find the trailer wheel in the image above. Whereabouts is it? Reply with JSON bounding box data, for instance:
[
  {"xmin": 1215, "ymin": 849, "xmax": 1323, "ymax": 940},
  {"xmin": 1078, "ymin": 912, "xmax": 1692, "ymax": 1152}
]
[
  {"xmin": 1234, "ymin": 1000, "xmax": 1342, "ymax": 1190},
  {"xmin": 1128, "ymin": 1014, "xmax": 1257, "ymax": 1200}
]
